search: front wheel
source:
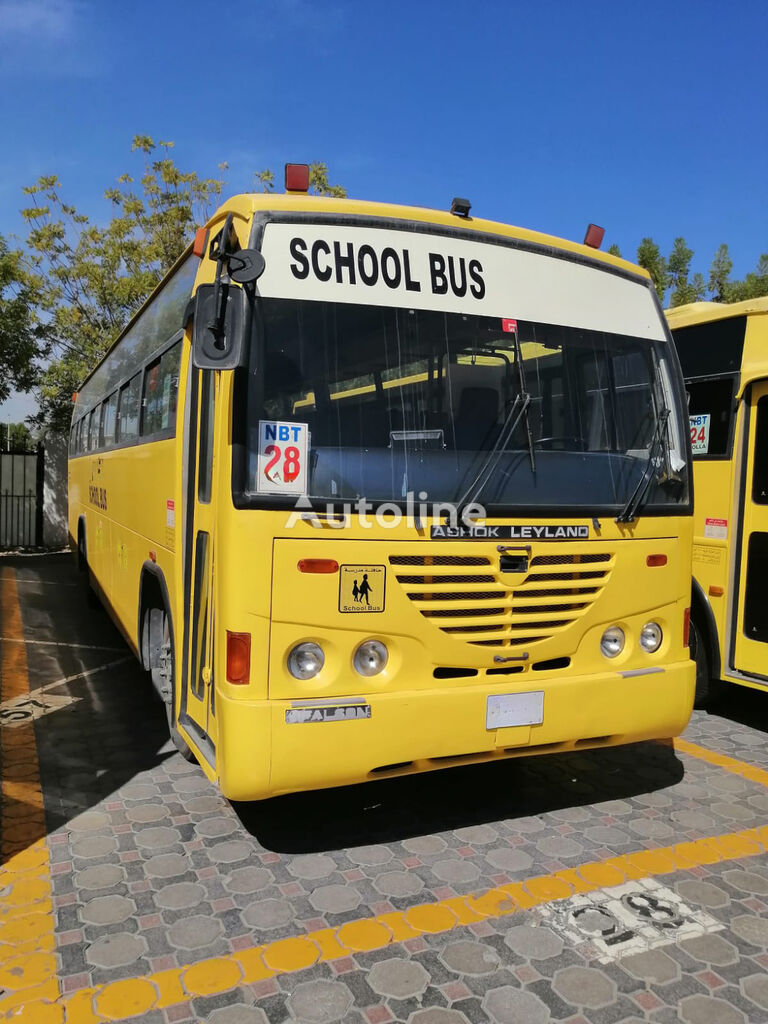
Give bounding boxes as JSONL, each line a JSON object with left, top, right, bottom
{"left": 77, "top": 529, "right": 98, "bottom": 607}
{"left": 150, "top": 606, "right": 196, "bottom": 763}
{"left": 690, "top": 616, "right": 719, "bottom": 709}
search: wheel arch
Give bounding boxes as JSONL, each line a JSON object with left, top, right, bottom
{"left": 137, "top": 561, "right": 176, "bottom": 677}
{"left": 691, "top": 575, "right": 722, "bottom": 681}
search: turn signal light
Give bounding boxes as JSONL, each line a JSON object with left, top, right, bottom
{"left": 193, "top": 227, "right": 208, "bottom": 258}
{"left": 683, "top": 608, "right": 690, "bottom": 648}
{"left": 647, "top": 554, "right": 667, "bottom": 567}
{"left": 226, "top": 631, "right": 251, "bottom": 684}
{"left": 285, "top": 163, "right": 310, "bottom": 192}
{"left": 298, "top": 559, "right": 339, "bottom": 574}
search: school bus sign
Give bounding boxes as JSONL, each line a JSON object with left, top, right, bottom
{"left": 338, "top": 564, "right": 385, "bottom": 613}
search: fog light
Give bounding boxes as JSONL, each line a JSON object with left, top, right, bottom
{"left": 288, "top": 642, "right": 324, "bottom": 679}
{"left": 640, "top": 621, "right": 663, "bottom": 653}
{"left": 601, "top": 626, "right": 625, "bottom": 658}
{"left": 353, "top": 640, "right": 388, "bottom": 676}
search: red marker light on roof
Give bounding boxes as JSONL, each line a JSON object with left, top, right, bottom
{"left": 285, "top": 163, "right": 310, "bottom": 193}
{"left": 583, "top": 223, "right": 605, "bottom": 249}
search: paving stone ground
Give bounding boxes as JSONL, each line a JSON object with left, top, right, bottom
{"left": 5, "top": 552, "right": 768, "bottom": 1022}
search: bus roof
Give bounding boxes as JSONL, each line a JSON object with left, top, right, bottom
{"left": 665, "top": 296, "right": 768, "bottom": 329}
{"left": 217, "top": 193, "right": 650, "bottom": 280}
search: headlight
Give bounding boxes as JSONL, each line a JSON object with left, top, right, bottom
{"left": 640, "top": 622, "right": 663, "bottom": 653}
{"left": 600, "top": 626, "right": 625, "bottom": 658}
{"left": 288, "top": 642, "right": 324, "bottom": 679}
{"left": 353, "top": 640, "right": 388, "bottom": 676}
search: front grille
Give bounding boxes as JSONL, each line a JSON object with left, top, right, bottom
{"left": 390, "top": 547, "right": 613, "bottom": 649}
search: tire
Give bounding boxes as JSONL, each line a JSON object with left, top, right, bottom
{"left": 77, "top": 528, "right": 98, "bottom": 608}
{"left": 149, "top": 604, "right": 197, "bottom": 763}
{"left": 690, "top": 615, "right": 717, "bottom": 709}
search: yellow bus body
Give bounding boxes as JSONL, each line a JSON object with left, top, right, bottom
{"left": 69, "top": 193, "right": 695, "bottom": 800}
{"left": 667, "top": 297, "right": 768, "bottom": 699}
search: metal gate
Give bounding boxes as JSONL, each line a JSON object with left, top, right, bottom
{"left": 0, "top": 446, "right": 44, "bottom": 548}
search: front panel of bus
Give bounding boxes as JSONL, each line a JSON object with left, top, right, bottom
{"left": 202, "top": 214, "right": 695, "bottom": 800}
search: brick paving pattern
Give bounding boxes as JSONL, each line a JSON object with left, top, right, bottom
{"left": 4, "top": 552, "right": 768, "bottom": 1022}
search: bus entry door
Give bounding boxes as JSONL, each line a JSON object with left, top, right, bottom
{"left": 183, "top": 368, "right": 217, "bottom": 747}
{"left": 734, "top": 380, "right": 768, "bottom": 680}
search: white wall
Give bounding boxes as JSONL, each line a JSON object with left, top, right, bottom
{"left": 43, "top": 434, "right": 68, "bottom": 548}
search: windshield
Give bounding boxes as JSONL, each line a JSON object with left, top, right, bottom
{"left": 244, "top": 299, "right": 689, "bottom": 513}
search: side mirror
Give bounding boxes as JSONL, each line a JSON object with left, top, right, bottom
{"left": 191, "top": 284, "right": 247, "bottom": 370}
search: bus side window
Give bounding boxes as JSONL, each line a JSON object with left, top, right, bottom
{"left": 87, "top": 407, "right": 99, "bottom": 451}
{"left": 753, "top": 396, "right": 768, "bottom": 504}
{"left": 117, "top": 373, "right": 142, "bottom": 443}
{"left": 100, "top": 391, "right": 118, "bottom": 448}
{"left": 198, "top": 370, "right": 215, "bottom": 503}
{"left": 141, "top": 341, "right": 181, "bottom": 438}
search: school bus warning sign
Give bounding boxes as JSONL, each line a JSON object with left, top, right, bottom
{"left": 339, "top": 565, "right": 385, "bottom": 613}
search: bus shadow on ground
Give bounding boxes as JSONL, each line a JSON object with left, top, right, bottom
{"left": 233, "top": 740, "right": 684, "bottom": 855}
{"left": 707, "top": 683, "right": 768, "bottom": 735}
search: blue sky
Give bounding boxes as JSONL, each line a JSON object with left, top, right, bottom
{"left": 1, "top": 0, "right": 766, "bottom": 422}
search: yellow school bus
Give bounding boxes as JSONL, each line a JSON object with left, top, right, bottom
{"left": 667, "top": 297, "right": 768, "bottom": 705}
{"left": 69, "top": 171, "right": 695, "bottom": 800}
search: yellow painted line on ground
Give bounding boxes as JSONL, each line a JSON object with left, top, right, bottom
{"left": 0, "top": 567, "right": 61, "bottom": 1021}
{"left": 674, "top": 736, "right": 768, "bottom": 788}
{"left": 18, "top": 824, "right": 762, "bottom": 1022}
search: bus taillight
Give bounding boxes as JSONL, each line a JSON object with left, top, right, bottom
{"left": 227, "top": 631, "right": 251, "bottom": 684}
{"left": 683, "top": 608, "right": 691, "bottom": 648}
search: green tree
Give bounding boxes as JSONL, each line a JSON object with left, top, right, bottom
{"left": 691, "top": 272, "right": 706, "bottom": 302}
{"left": 0, "top": 236, "right": 44, "bottom": 404}
{"left": 0, "top": 421, "right": 33, "bottom": 450}
{"left": 636, "top": 237, "right": 669, "bottom": 303}
{"left": 668, "top": 236, "right": 698, "bottom": 307}
{"left": 725, "top": 253, "right": 768, "bottom": 302}
{"left": 708, "top": 243, "right": 733, "bottom": 302}
{"left": 607, "top": 243, "right": 622, "bottom": 257}
{"left": 21, "top": 137, "right": 226, "bottom": 431}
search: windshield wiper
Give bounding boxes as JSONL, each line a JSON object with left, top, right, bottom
{"left": 455, "top": 326, "right": 536, "bottom": 511}
{"left": 615, "top": 409, "right": 671, "bottom": 523}
{"left": 456, "top": 394, "right": 530, "bottom": 510}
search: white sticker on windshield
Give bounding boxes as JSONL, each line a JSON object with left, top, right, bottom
{"left": 256, "top": 421, "right": 309, "bottom": 494}
{"left": 689, "top": 413, "right": 710, "bottom": 454}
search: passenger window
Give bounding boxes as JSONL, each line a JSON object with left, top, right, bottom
{"left": 117, "top": 374, "right": 141, "bottom": 442}
{"left": 753, "top": 396, "right": 768, "bottom": 504}
{"left": 141, "top": 341, "right": 181, "bottom": 437}
{"left": 87, "top": 408, "right": 99, "bottom": 451}
{"left": 100, "top": 392, "right": 118, "bottom": 447}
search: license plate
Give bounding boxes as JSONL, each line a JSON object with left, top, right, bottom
{"left": 486, "top": 691, "right": 544, "bottom": 730}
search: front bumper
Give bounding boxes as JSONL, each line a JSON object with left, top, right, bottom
{"left": 215, "top": 659, "right": 695, "bottom": 800}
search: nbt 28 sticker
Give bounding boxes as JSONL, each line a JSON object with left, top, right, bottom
{"left": 256, "top": 420, "right": 309, "bottom": 495}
